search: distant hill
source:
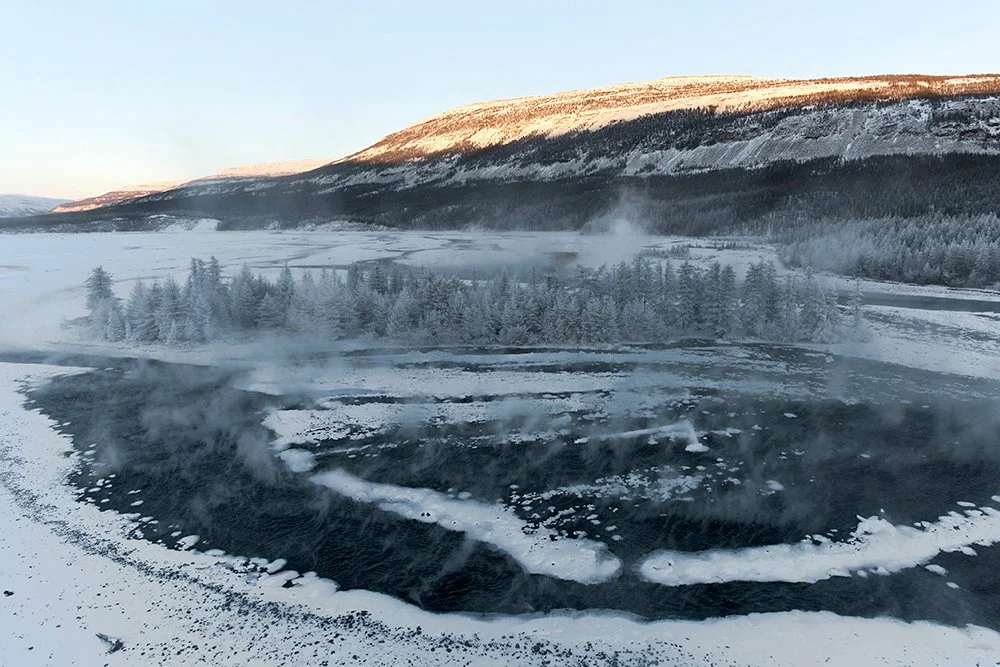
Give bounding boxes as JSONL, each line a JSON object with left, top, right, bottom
{"left": 52, "top": 159, "right": 331, "bottom": 213}
{"left": 12, "top": 73, "right": 1000, "bottom": 232}
{"left": 0, "top": 194, "right": 69, "bottom": 218}
{"left": 51, "top": 182, "right": 185, "bottom": 213}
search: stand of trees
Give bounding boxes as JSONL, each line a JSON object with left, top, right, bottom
{"left": 84, "top": 257, "right": 856, "bottom": 346}
{"left": 780, "top": 214, "right": 1000, "bottom": 288}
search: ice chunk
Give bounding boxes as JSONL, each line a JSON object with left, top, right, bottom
{"left": 176, "top": 535, "right": 200, "bottom": 551}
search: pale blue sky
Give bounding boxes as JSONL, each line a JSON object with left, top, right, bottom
{"left": 3, "top": 0, "right": 999, "bottom": 198}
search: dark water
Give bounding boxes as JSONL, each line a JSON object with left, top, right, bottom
{"left": 21, "top": 352, "right": 1000, "bottom": 631}
{"left": 837, "top": 289, "right": 1000, "bottom": 313}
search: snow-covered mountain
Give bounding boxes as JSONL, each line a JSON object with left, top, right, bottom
{"left": 190, "top": 158, "right": 332, "bottom": 182}
{"left": 343, "top": 74, "right": 1000, "bottom": 163}
{"left": 53, "top": 159, "right": 331, "bottom": 213}
{"left": 22, "top": 73, "right": 1000, "bottom": 231}
{"left": 0, "top": 194, "right": 69, "bottom": 218}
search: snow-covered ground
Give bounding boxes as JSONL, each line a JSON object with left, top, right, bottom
{"left": 842, "top": 305, "right": 1000, "bottom": 379}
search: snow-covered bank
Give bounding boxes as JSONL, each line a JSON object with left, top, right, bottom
{"left": 311, "top": 468, "right": 623, "bottom": 584}
{"left": 838, "top": 305, "right": 1000, "bottom": 380}
{"left": 4, "top": 361, "right": 1000, "bottom": 665}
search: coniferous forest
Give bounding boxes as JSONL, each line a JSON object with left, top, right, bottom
{"left": 779, "top": 214, "right": 1000, "bottom": 288}
{"left": 83, "top": 257, "right": 858, "bottom": 347}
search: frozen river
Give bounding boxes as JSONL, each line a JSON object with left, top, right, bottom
{"left": 2, "top": 230, "right": 1000, "bottom": 665}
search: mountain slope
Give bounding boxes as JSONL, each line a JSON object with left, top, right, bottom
{"left": 16, "top": 73, "right": 1000, "bottom": 232}
{"left": 0, "top": 194, "right": 69, "bottom": 218}
{"left": 343, "top": 74, "right": 1000, "bottom": 163}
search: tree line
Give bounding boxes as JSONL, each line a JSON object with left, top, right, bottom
{"left": 84, "top": 256, "right": 858, "bottom": 347}
{"left": 780, "top": 214, "right": 1000, "bottom": 288}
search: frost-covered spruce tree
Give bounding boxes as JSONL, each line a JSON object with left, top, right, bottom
{"left": 143, "top": 281, "right": 163, "bottom": 341}
{"left": 125, "top": 281, "right": 148, "bottom": 341}
{"left": 285, "top": 270, "right": 319, "bottom": 332}
{"left": 847, "top": 278, "right": 868, "bottom": 339}
{"left": 716, "top": 264, "right": 739, "bottom": 338}
{"left": 185, "top": 291, "right": 212, "bottom": 342}
{"left": 156, "top": 276, "right": 185, "bottom": 343}
{"left": 85, "top": 266, "right": 114, "bottom": 311}
{"left": 798, "top": 268, "right": 823, "bottom": 341}
{"left": 275, "top": 265, "right": 296, "bottom": 311}
{"left": 204, "top": 256, "right": 231, "bottom": 329}
{"left": 386, "top": 287, "right": 419, "bottom": 340}
{"left": 83, "top": 266, "right": 126, "bottom": 340}
{"left": 229, "top": 265, "right": 261, "bottom": 330}
{"left": 777, "top": 275, "right": 800, "bottom": 342}
{"left": 740, "top": 263, "right": 766, "bottom": 338}
{"left": 85, "top": 255, "right": 856, "bottom": 347}
{"left": 677, "top": 262, "right": 701, "bottom": 331}
{"left": 101, "top": 300, "right": 127, "bottom": 342}
{"left": 256, "top": 294, "right": 286, "bottom": 329}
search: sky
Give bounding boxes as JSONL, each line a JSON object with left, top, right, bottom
{"left": 3, "top": 0, "right": 1000, "bottom": 199}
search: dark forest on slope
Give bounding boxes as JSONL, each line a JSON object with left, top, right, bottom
{"left": 8, "top": 152, "right": 1000, "bottom": 232}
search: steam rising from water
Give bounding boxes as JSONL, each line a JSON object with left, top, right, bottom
{"left": 22, "top": 342, "right": 1000, "bottom": 629}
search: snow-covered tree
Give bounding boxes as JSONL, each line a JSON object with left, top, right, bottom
{"left": 82, "top": 255, "right": 857, "bottom": 347}
{"left": 85, "top": 266, "right": 114, "bottom": 311}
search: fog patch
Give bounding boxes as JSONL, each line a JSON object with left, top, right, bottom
{"left": 579, "top": 194, "right": 653, "bottom": 267}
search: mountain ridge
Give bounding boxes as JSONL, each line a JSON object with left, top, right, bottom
{"left": 341, "top": 73, "right": 1000, "bottom": 163}
{"left": 15, "top": 72, "right": 1000, "bottom": 232}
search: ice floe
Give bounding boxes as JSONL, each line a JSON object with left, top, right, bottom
{"left": 311, "top": 468, "right": 622, "bottom": 584}
{"left": 637, "top": 510, "right": 1000, "bottom": 586}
